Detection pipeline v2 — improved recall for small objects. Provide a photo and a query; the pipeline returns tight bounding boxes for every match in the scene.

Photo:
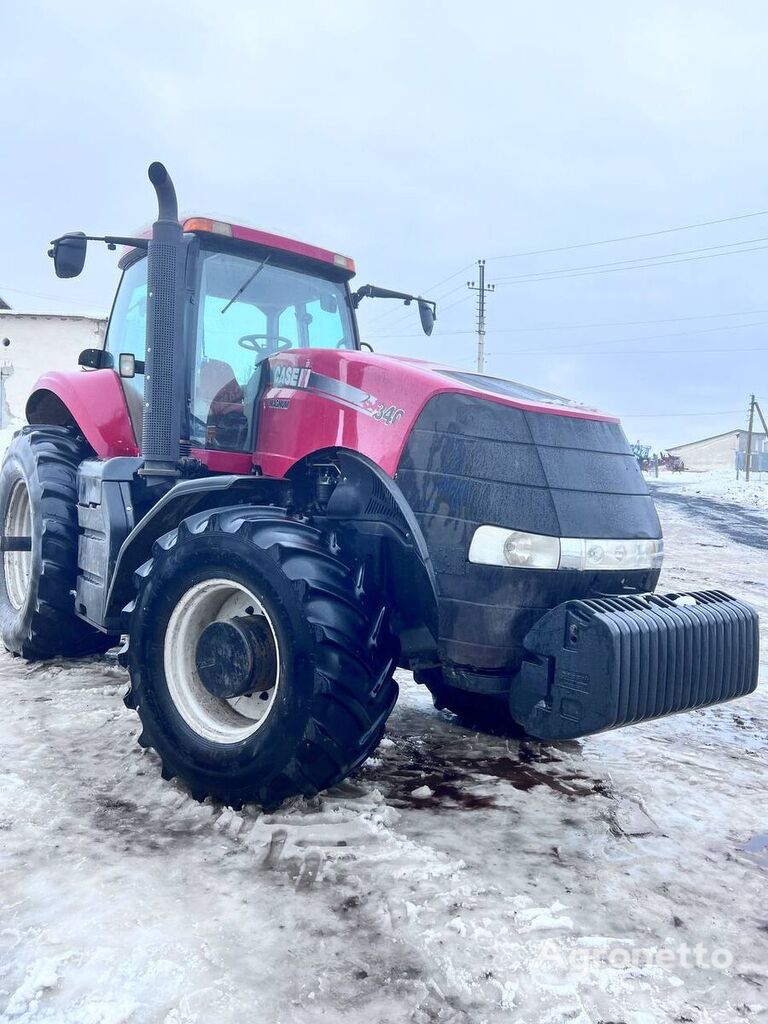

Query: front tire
[0,425,116,660]
[125,508,399,808]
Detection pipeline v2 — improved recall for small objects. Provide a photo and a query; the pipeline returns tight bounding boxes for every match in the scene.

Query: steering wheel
[237,334,294,359]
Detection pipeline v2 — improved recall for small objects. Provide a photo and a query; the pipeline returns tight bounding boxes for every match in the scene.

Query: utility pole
[753,397,768,480]
[745,394,755,481]
[467,259,494,374]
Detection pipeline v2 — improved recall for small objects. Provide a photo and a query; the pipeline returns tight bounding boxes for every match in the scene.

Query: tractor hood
[254,348,623,479]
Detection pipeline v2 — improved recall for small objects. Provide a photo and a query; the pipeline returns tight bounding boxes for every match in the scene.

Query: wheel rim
[163,578,281,744]
[4,479,32,611]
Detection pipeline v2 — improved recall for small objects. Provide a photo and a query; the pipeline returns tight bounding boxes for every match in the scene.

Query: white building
[667,429,768,471]
[0,303,106,423]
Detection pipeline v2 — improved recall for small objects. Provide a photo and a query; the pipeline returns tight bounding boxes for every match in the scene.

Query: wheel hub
[164,579,281,744]
[195,614,277,699]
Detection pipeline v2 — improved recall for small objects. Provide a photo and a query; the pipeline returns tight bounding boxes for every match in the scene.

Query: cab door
[104,256,148,446]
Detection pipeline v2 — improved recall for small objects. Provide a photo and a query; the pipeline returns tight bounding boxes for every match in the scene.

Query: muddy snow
[1,490,767,1023]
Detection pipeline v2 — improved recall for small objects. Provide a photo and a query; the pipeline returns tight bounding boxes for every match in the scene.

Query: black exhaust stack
[140,162,186,478]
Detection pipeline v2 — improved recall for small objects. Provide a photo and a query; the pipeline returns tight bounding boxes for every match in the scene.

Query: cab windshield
[192,249,356,449]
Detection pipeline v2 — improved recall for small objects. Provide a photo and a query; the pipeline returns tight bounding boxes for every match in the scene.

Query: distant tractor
[0,164,758,808]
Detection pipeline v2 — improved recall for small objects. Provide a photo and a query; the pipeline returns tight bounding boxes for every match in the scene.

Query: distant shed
[667,429,767,471]
[0,310,107,422]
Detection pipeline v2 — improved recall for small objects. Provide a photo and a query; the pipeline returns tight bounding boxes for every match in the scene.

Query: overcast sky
[2,1,768,448]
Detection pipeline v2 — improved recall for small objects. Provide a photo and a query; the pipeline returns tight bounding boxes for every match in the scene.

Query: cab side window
[105,257,148,438]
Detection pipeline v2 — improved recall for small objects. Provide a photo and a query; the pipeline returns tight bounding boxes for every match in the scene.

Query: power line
[505,307,768,332]
[487,208,768,263]
[492,242,768,287]
[498,345,768,357]
[486,318,768,357]
[362,262,474,326]
[361,279,469,332]
[421,263,476,295]
[622,409,747,418]
[372,289,473,330]
[365,283,469,334]
[365,207,768,330]
[435,292,475,316]
[369,307,768,340]
[360,281,469,335]
[0,285,106,310]
[367,240,768,341]
[492,237,768,286]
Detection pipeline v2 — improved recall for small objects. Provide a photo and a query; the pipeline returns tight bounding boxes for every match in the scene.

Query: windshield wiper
[220,255,271,314]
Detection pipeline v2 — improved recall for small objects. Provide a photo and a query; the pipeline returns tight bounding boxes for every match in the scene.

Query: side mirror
[49,232,87,279]
[79,348,113,370]
[118,353,147,378]
[418,299,435,337]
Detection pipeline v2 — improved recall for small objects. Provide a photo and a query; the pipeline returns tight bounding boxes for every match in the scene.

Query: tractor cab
[106,219,360,452]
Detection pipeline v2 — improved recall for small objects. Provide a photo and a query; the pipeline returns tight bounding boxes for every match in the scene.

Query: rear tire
[0,425,116,660]
[125,508,399,809]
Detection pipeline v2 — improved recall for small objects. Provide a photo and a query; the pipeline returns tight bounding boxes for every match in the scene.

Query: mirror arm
[102,234,150,251]
[352,283,434,310]
[47,233,149,258]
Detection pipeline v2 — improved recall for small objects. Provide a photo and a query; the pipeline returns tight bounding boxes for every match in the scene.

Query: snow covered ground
[1,473,766,1022]
[648,467,768,512]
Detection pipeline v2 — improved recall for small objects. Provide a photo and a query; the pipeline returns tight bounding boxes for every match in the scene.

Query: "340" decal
[372,404,405,425]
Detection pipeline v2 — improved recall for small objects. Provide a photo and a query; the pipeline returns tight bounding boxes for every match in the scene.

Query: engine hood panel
[396,390,660,542]
[254,349,618,477]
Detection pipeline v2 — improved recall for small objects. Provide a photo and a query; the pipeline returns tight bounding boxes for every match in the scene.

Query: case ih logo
[273,364,311,389]
[269,362,404,425]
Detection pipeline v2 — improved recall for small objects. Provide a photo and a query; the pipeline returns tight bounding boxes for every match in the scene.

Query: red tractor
[0,164,758,808]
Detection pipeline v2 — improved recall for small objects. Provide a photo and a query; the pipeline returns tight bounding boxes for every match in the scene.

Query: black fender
[104,474,291,629]
[107,451,439,663]
[288,448,440,662]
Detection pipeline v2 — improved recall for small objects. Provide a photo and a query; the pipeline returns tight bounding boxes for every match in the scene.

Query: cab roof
[120,217,356,275]
[181,217,356,274]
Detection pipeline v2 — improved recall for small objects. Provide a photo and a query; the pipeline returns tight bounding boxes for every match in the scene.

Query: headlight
[468,526,663,571]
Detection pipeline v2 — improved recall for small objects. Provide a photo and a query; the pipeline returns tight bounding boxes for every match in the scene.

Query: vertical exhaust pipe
[140,161,186,478]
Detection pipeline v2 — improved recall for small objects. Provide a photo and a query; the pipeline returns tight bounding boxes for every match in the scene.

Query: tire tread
[1,425,115,660]
[127,512,398,807]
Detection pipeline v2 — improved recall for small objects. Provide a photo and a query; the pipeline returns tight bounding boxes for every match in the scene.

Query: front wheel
[125,509,399,808]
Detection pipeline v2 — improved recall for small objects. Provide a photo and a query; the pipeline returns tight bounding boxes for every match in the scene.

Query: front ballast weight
[510,590,759,740]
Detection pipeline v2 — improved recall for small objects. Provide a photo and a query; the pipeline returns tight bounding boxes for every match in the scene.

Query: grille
[364,475,401,519]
